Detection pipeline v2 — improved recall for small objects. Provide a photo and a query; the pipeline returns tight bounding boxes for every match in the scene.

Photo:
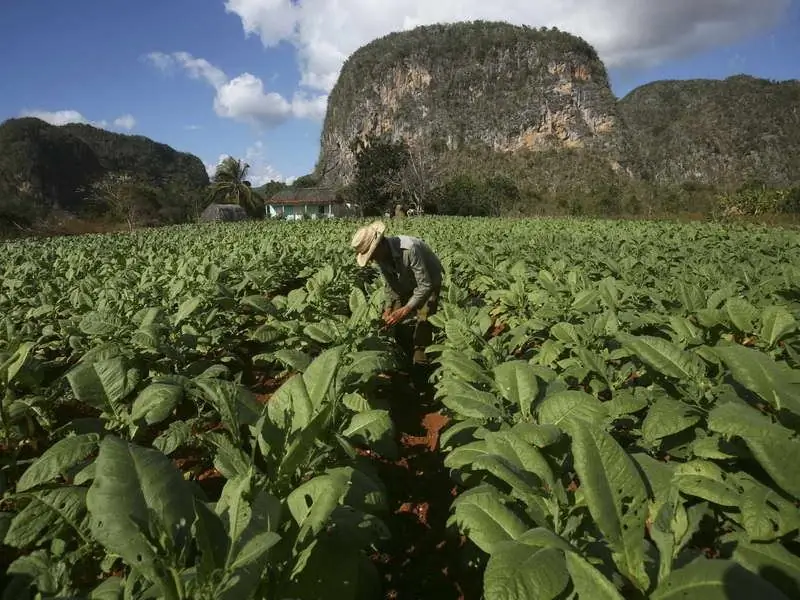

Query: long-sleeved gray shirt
[376,235,443,311]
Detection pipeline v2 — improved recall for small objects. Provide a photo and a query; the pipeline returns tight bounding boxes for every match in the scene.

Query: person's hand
[382,308,393,322]
[385,306,411,326]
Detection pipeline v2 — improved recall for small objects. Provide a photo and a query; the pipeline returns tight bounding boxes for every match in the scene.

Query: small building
[265,188,352,220]
[200,203,249,222]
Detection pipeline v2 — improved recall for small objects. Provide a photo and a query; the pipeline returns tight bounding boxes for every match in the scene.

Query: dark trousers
[388,290,439,365]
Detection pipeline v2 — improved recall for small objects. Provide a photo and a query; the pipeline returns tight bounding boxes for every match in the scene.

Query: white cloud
[20,109,136,131]
[224,0,790,93]
[20,109,97,126]
[185,124,203,130]
[113,114,136,130]
[146,51,326,126]
[206,141,294,185]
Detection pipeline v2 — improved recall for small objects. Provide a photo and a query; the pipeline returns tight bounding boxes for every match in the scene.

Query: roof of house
[268,187,340,206]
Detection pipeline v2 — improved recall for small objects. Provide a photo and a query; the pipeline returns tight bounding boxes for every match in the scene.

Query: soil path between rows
[368,371,484,600]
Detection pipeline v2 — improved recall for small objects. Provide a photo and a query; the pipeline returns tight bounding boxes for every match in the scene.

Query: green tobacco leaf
[444,441,492,469]
[437,379,505,420]
[617,332,706,382]
[672,460,742,507]
[447,485,528,554]
[492,360,539,419]
[761,306,797,347]
[16,433,99,492]
[89,575,123,599]
[269,373,313,433]
[651,558,788,599]
[485,430,564,504]
[274,349,312,372]
[708,402,800,499]
[342,409,397,459]
[0,341,34,384]
[568,420,649,592]
[86,436,195,584]
[725,297,758,333]
[279,403,334,478]
[641,397,702,445]
[734,473,800,542]
[565,551,625,600]
[483,541,569,600]
[288,470,350,547]
[174,296,202,325]
[194,378,260,438]
[303,345,345,407]
[240,295,277,316]
[66,357,138,413]
[131,382,182,425]
[442,349,494,386]
[536,390,605,428]
[712,344,800,415]
[4,487,88,548]
[152,421,191,456]
[734,540,800,599]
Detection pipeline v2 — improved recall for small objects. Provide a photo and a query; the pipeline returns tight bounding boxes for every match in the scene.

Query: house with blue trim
[265,187,353,220]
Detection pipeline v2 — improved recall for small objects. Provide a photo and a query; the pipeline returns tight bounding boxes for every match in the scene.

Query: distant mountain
[0,117,209,230]
[313,21,799,214]
[619,75,800,187]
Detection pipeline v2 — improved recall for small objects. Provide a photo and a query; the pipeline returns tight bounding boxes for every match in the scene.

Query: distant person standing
[350,221,443,365]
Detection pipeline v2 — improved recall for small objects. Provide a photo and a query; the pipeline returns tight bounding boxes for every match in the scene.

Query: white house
[265,188,353,220]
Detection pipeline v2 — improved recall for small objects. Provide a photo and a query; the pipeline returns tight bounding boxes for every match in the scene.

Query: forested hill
[619,75,800,187]
[0,117,209,230]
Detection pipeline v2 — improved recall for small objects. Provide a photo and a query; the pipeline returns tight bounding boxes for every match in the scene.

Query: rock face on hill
[315,21,800,192]
[316,21,630,185]
[0,117,209,223]
[619,75,800,187]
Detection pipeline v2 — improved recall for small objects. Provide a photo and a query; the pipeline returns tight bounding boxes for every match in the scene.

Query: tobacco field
[1,217,800,599]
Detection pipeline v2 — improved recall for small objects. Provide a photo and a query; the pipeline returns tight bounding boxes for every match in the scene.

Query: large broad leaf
[565,551,625,600]
[342,410,397,459]
[713,344,800,415]
[733,540,800,599]
[287,470,351,548]
[708,402,800,499]
[437,379,505,420]
[492,361,539,420]
[536,390,605,428]
[280,538,380,600]
[441,349,495,386]
[651,558,788,599]
[641,397,702,444]
[760,306,797,348]
[567,420,649,592]
[86,436,195,584]
[303,345,345,407]
[446,485,528,554]
[0,341,34,384]
[66,357,138,413]
[4,487,88,548]
[269,373,313,433]
[725,297,758,333]
[617,333,705,382]
[193,379,261,439]
[131,383,182,426]
[483,540,569,600]
[672,460,742,507]
[484,430,564,504]
[733,473,800,542]
[16,433,99,492]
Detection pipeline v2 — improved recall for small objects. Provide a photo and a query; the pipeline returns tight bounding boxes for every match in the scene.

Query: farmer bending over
[351,221,443,365]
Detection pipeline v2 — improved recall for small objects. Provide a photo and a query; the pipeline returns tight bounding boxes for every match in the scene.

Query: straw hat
[351,221,387,267]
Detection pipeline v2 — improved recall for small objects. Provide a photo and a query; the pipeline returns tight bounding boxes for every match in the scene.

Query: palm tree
[207,157,261,216]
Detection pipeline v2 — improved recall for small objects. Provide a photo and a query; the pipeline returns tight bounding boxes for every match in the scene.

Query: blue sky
[1,0,798,185]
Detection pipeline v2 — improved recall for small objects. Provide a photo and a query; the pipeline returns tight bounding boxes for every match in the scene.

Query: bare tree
[381,141,443,214]
[88,173,157,232]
